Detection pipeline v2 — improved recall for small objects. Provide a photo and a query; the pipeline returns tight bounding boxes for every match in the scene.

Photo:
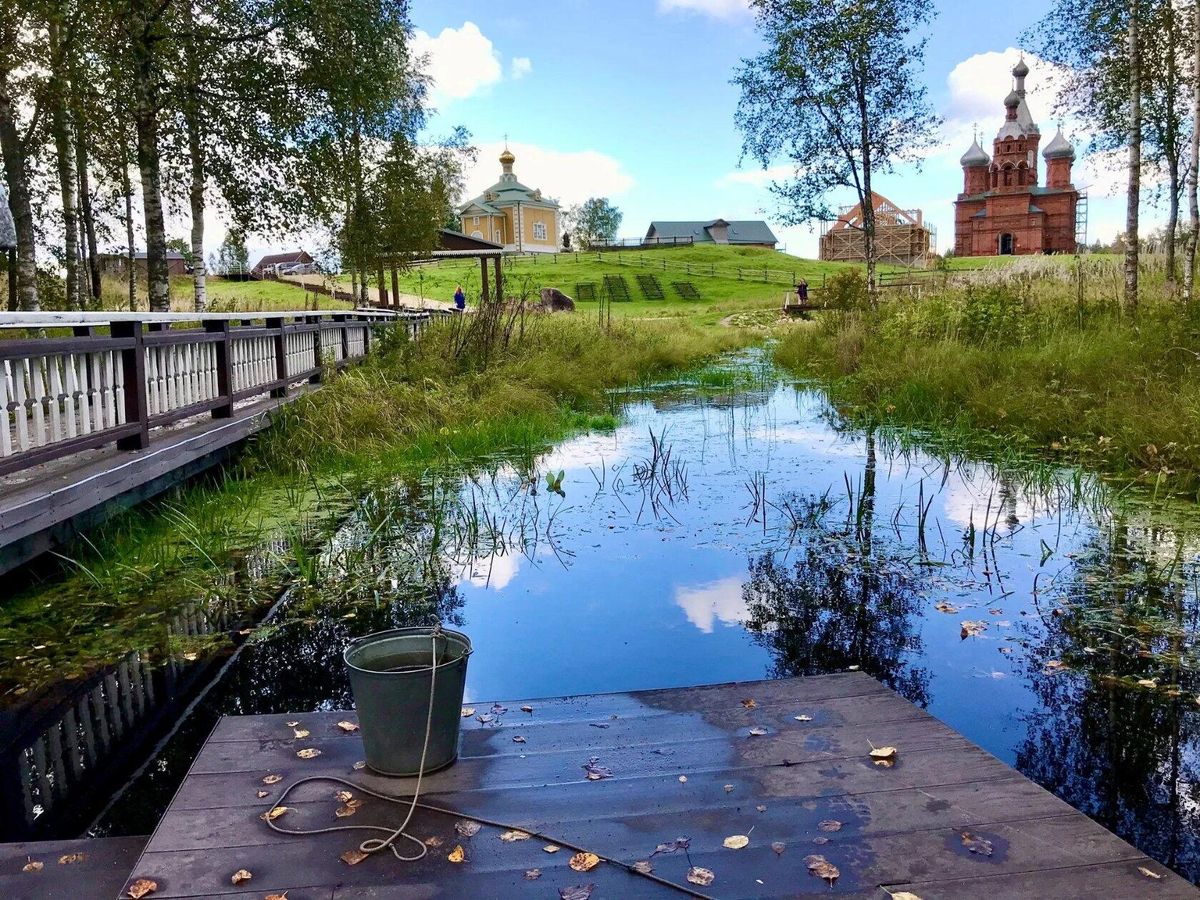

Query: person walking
[453,284,466,311]
[797,279,809,304]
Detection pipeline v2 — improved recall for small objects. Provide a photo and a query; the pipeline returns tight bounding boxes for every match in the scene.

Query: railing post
[336,314,349,362]
[310,316,323,383]
[269,317,287,399]
[206,319,233,418]
[112,320,149,450]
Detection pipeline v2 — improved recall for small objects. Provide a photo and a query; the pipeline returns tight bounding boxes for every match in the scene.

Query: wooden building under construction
[819,192,935,266]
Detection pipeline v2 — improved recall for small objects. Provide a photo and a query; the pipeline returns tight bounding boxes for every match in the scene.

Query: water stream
[5,349,1200,882]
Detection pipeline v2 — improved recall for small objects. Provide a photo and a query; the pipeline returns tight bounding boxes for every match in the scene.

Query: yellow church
[459,146,561,254]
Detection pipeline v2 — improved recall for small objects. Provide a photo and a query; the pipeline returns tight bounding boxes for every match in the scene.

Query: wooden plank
[885,859,1198,900]
[0,835,146,900]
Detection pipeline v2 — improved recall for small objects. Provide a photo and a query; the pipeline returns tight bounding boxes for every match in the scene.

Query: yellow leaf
[678,775,688,783]
[22,860,43,872]
[265,894,289,900]
[448,845,466,863]
[425,836,443,848]
[297,748,321,759]
[521,705,534,713]
[741,699,756,708]
[461,707,475,717]
[686,866,714,886]
[340,849,368,866]
[293,729,309,739]
[794,714,813,722]
[869,745,898,766]
[126,878,158,899]
[500,830,531,842]
[256,790,269,799]
[58,853,86,864]
[286,721,299,727]
[723,834,749,850]
[1139,866,1164,880]
[230,869,252,885]
[260,806,291,821]
[543,844,560,853]
[335,805,357,818]
[889,893,925,900]
[262,774,283,784]
[337,721,359,732]
[569,851,600,872]
[335,790,353,803]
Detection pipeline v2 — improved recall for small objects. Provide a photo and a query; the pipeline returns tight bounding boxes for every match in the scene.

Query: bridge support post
[269,318,287,399]
[206,320,233,418]
[113,321,150,450]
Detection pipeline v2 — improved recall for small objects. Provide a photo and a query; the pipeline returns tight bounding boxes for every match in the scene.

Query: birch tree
[733,0,940,297]
[1184,0,1199,303]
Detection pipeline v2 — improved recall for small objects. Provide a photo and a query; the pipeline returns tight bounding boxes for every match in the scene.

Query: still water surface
[4,352,1200,882]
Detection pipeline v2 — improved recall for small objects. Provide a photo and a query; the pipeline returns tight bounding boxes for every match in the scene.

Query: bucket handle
[344,626,471,665]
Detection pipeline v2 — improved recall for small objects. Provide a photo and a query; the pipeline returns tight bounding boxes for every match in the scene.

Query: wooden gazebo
[377,229,504,310]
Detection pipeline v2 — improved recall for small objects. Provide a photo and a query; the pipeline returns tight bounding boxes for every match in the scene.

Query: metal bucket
[344,627,472,777]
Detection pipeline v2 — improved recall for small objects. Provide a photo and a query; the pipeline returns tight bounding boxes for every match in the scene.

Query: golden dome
[499,147,515,165]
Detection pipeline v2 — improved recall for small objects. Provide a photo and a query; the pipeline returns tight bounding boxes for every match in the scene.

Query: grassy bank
[773,255,1200,495]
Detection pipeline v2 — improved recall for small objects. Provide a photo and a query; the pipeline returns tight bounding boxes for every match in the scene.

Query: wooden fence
[0,310,416,478]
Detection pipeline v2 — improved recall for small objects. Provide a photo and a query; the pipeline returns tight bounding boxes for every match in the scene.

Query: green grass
[393,245,907,325]
[773,256,1200,495]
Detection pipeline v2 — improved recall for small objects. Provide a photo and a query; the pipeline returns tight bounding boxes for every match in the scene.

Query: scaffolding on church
[1075,191,1089,250]
[819,192,936,267]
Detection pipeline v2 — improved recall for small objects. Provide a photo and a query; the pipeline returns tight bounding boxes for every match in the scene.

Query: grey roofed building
[645,219,778,247]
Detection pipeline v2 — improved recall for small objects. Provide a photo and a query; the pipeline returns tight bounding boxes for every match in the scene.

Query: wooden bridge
[0,309,441,574]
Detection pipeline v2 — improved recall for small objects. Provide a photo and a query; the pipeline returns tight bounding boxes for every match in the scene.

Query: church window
[533,221,547,241]
[472,215,479,226]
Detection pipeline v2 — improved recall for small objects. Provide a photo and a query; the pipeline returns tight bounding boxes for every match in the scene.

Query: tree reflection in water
[1014,516,1200,881]
[742,430,931,706]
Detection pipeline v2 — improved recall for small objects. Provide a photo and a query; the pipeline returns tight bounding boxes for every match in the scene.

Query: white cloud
[719,165,795,188]
[412,22,502,106]
[675,576,749,633]
[658,0,750,17]
[511,56,532,80]
[465,141,634,207]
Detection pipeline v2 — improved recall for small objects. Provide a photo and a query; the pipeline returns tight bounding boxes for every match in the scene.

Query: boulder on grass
[539,287,575,312]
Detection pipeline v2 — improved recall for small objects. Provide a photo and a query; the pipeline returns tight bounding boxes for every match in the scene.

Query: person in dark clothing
[453,284,466,311]
[797,279,809,303]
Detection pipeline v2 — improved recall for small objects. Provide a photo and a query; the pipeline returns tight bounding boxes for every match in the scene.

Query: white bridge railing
[0,309,444,477]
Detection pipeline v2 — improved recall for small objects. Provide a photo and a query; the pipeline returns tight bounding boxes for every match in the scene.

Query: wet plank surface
[120,673,1199,898]
[1,835,147,900]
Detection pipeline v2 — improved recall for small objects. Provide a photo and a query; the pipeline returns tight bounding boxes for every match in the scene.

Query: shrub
[823,270,871,311]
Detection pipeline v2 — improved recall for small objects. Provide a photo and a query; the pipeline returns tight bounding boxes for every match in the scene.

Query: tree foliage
[566,197,623,249]
[734,0,941,293]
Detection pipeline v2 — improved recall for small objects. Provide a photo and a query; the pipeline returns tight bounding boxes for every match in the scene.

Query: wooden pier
[0,309,440,574]
[99,673,1197,899]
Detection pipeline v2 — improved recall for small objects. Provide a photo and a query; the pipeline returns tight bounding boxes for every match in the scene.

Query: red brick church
[954,58,1079,257]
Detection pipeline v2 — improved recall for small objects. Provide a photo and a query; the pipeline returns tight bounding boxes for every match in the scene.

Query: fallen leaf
[569,851,600,872]
[748,726,768,736]
[126,879,157,899]
[513,735,527,743]
[724,784,734,793]
[741,699,757,708]
[524,868,541,880]
[989,609,1003,615]
[678,775,688,783]
[1044,659,1068,673]
[335,790,354,803]
[448,845,466,863]
[58,853,86,864]
[335,805,357,818]
[869,745,898,766]
[934,602,959,614]
[1139,866,1164,880]
[819,819,842,832]
[286,721,299,727]
[889,893,925,900]
[652,837,691,856]
[794,714,813,722]
[1138,678,1158,688]
[475,714,492,724]
[582,760,612,780]
[632,860,653,874]
[353,760,366,770]
[340,849,368,866]
[544,844,560,853]
[813,836,830,845]
[771,841,786,855]
[265,895,289,900]
[262,774,283,785]
[756,805,767,812]
[805,853,840,885]
[521,705,534,713]
[723,834,749,850]
[500,830,531,842]
[230,869,252,885]
[461,707,475,717]
[559,886,595,900]
[337,721,359,733]
[455,820,482,837]
[687,866,715,886]
[256,790,269,798]
[960,620,987,639]
[22,860,43,872]
[293,729,310,739]
[425,836,443,848]
[296,748,321,759]
[961,831,993,856]
[260,806,291,821]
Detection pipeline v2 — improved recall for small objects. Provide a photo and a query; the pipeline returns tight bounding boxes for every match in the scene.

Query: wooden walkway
[2,835,146,900]
[112,673,1198,899]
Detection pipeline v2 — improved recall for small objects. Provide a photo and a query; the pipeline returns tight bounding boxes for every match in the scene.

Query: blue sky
[408,0,1155,257]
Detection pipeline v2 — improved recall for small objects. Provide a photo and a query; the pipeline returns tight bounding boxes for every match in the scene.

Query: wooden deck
[2,835,146,900]
[117,673,1198,899]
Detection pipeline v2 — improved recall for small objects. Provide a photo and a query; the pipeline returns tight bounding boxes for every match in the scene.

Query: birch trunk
[129,2,170,311]
[50,21,81,310]
[1124,0,1142,312]
[185,0,206,312]
[0,82,38,311]
[76,122,101,301]
[1184,0,1200,305]
[122,153,137,311]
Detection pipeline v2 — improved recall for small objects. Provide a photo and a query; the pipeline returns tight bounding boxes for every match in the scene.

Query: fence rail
[0,309,417,478]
